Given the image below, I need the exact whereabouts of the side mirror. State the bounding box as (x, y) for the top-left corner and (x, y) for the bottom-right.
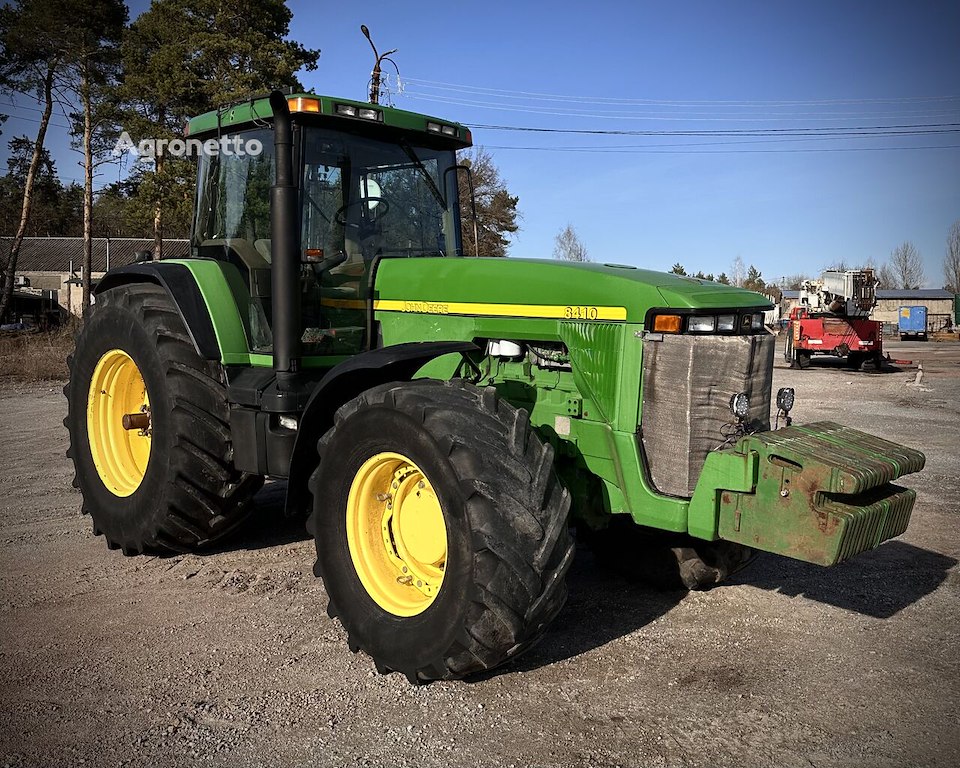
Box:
(133, 250), (152, 263)
(444, 164), (479, 257)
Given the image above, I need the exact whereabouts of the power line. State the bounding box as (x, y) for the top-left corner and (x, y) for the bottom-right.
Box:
(484, 143), (960, 155)
(402, 76), (960, 108)
(470, 122), (960, 137)
(403, 91), (960, 123)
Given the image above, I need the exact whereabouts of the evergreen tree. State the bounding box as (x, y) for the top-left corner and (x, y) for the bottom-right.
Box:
(115, 0), (320, 258)
(457, 147), (519, 257)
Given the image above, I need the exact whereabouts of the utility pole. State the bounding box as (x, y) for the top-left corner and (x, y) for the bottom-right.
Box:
(360, 25), (398, 105)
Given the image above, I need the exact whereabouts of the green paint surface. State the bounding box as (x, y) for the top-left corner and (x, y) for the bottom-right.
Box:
(373, 257), (771, 324)
(164, 259), (249, 363)
(187, 93), (470, 147)
(161, 253), (922, 564)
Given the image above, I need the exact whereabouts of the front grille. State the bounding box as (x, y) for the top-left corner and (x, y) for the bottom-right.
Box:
(640, 332), (775, 497)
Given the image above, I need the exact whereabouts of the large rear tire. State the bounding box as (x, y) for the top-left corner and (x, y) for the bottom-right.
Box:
(64, 284), (262, 554)
(309, 379), (574, 682)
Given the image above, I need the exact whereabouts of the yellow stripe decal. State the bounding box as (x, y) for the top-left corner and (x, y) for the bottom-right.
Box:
(321, 297), (627, 321)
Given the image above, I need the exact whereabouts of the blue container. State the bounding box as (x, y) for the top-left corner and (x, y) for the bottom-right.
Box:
(898, 306), (927, 339)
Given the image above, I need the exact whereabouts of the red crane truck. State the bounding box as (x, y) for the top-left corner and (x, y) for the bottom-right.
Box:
(784, 269), (883, 370)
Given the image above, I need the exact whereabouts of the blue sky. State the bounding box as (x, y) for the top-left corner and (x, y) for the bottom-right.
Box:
(3, 0), (958, 286)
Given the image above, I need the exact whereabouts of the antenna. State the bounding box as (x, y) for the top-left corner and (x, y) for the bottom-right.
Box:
(360, 24), (399, 105)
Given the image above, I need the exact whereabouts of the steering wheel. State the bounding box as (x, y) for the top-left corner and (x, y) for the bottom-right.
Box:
(334, 197), (390, 226)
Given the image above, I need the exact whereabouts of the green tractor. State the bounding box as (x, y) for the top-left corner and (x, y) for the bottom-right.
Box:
(65, 91), (925, 683)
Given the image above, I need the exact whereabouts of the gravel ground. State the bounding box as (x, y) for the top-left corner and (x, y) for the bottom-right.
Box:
(1, 339), (958, 768)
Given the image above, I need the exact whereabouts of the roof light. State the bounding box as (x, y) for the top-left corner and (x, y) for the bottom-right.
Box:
(335, 103), (358, 117)
(751, 312), (764, 330)
(426, 121), (442, 133)
(653, 314), (682, 334)
(288, 96), (320, 113)
(441, 125), (456, 136)
(358, 107), (381, 121)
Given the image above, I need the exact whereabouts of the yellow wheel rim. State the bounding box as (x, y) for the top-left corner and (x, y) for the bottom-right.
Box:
(346, 452), (447, 617)
(86, 349), (152, 497)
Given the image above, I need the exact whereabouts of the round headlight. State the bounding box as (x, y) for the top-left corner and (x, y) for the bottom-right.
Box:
(729, 392), (750, 419)
(777, 387), (795, 412)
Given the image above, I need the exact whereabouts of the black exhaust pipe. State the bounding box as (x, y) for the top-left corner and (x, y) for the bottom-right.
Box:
(269, 91), (300, 391)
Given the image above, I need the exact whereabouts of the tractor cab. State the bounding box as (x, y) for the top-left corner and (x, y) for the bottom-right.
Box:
(188, 94), (470, 356)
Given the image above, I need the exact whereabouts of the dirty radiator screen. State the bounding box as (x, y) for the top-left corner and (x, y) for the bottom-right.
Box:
(640, 333), (775, 497)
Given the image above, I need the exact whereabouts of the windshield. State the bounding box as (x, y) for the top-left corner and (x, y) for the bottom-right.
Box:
(301, 127), (461, 263)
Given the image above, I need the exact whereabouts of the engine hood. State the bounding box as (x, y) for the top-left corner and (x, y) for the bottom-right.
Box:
(373, 257), (771, 323)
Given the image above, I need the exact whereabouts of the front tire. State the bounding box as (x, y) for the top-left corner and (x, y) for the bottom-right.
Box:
(64, 284), (262, 554)
(309, 380), (574, 682)
(587, 519), (756, 590)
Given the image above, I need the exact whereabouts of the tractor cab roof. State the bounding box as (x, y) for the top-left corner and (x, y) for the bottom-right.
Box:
(185, 92), (472, 150)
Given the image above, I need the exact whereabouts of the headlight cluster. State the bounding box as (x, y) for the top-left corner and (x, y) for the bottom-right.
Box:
(651, 311), (766, 335)
(688, 312), (764, 333)
(728, 387), (797, 426)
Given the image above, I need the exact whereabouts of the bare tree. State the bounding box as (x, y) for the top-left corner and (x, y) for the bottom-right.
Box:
(944, 220), (960, 292)
(824, 260), (849, 272)
(875, 262), (897, 289)
(783, 273), (810, 290)
(553, 224), (589, 262)
(889, 241), (925, 289)
(731, 255), (745, 287)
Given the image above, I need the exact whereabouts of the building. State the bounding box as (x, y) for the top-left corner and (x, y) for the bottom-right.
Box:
(874, 289), (955, 332)
(3, 237), (189, 319)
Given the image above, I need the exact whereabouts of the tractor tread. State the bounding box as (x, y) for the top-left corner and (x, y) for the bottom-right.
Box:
(309, 379), (573, 682)
(64, 283), (262, 554)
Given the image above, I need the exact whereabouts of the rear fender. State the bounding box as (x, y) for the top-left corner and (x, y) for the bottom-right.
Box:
(95, 262), (226, 361)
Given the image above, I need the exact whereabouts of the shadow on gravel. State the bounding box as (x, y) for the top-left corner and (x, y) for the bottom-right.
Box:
(205, 480), (312, 554)
(736, 540), (956, 619)
(470, 548), (685, 681)
(802, 359), (903, 374)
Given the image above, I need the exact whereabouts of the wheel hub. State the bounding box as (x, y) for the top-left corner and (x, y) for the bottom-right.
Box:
(346, 452), (447, 616)
(86, 349), (151, 497)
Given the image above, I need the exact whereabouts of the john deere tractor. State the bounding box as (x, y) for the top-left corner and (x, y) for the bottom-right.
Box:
(65, 91), (924, 683)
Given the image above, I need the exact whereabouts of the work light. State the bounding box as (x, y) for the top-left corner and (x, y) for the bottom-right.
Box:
(729, 392), (750, 420)
(777, 387), (795, 413)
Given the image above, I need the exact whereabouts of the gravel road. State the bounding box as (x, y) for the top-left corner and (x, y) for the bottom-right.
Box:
(1, 340), (958, 768)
